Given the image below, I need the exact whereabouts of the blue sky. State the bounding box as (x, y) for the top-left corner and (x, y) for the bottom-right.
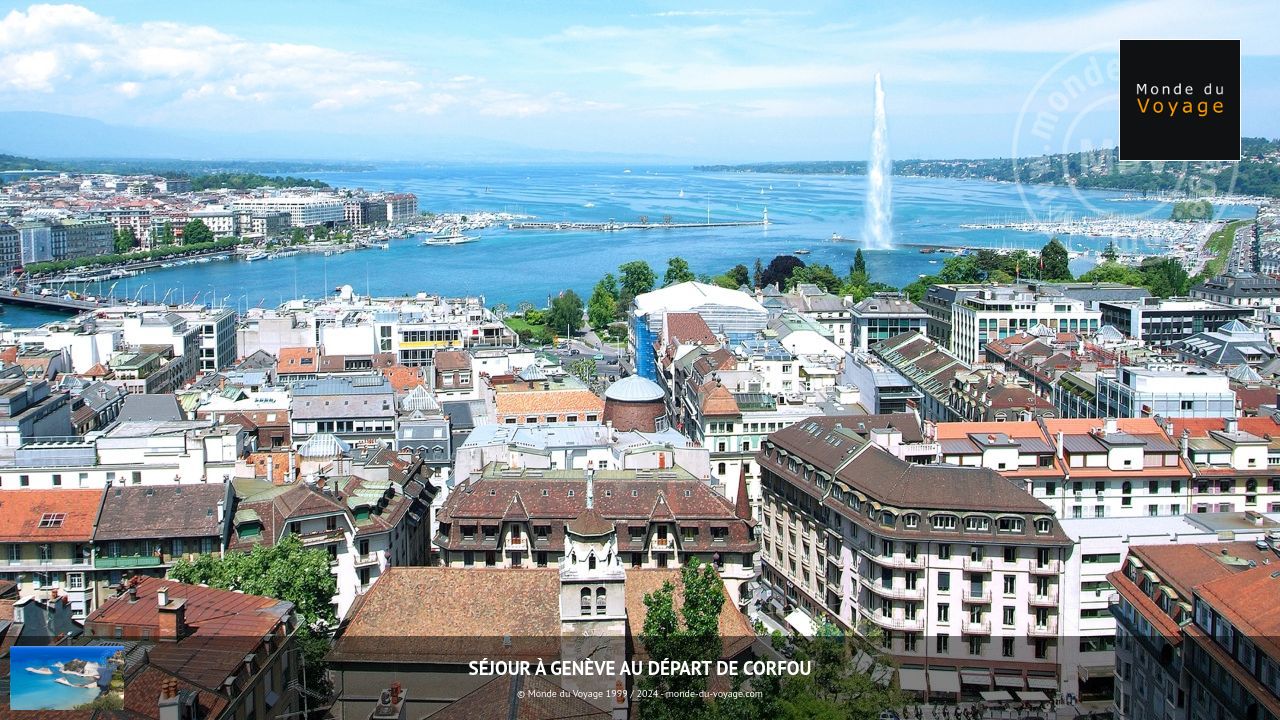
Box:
(0, 1), (1277, 161)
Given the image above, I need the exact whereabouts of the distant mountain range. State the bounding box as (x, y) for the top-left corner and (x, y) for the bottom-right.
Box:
(0, 111), (676, 166)
(696, 138), (1280, 197)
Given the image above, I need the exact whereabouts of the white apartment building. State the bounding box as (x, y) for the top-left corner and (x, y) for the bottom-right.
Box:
(231, 195), (345, 227)
(951, 286), (1101, 364)
(187, 206), (240, 237)
(1094, 365), (1237, 419)
(760, 416), (1072, 700)
(0, 419), (245, 489)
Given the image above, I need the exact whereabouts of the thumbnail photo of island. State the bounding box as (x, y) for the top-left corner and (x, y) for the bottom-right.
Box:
(9, 645), (126, 711)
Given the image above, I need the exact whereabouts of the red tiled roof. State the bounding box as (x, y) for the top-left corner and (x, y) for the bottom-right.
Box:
(0, 489), (101, 542)
(276, 347), (316, 374)
(380, 364), (424, 393)
(1169, 416), (1280, 438)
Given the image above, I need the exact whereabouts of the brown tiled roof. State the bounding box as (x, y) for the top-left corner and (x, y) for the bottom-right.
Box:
(665, 312), (718, 346)
(1170, 416), (1280, 438)
(429, 674), (610, 720)
(330, 567), (756, 665)
(86, 577), (292, 691)
(0, 489), (101, 542)
(124, 665), (230, 720)
(83, 362), (112, 378)
(1129, 542), (1269, 600)
(566, 507), (613, 536)
(698, 381), (739, 416)
(329, 567), (563, 663)
(94, 484), (226, 541)
(434, 349), (472, 371)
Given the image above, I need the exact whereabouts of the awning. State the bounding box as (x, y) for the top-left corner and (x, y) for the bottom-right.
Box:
(928, 668), (961, 694)
(960, 670), (990, 685)
(784, 609), (816, 638)
(1026, 676), (1059, 690)
(1017, 691), (1050, 702)
(980, 690), (1013, 702)
(898, 667), (928, 692)
(994, 674), (1023, 688)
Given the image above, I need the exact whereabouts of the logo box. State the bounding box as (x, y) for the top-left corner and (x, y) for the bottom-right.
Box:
(1119, 39), (1240, 161)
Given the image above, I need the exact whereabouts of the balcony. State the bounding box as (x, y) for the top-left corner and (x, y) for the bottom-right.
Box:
(962, 619), (992, 634)
(860, 548), (924, 569)
(5, 558), (93, 570)
(962, 557), (993, 571)
(868, 613), (924, 631)
(963, 588), (992, 603)
(506, 536), (526, 550)
(1029, 593), (1059, 607)
(96, 555), (164, 569)
(353, 552), (381, 567)
(299, 529), (345, 547)
(651, 537), (675, 552)
(864, 579), (925, 601)
(1029, 560), (1062, 575)
(1028, 618), (1059, 636)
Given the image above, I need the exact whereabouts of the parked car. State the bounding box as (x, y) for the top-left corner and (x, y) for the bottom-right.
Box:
(592, 353), (604, 360)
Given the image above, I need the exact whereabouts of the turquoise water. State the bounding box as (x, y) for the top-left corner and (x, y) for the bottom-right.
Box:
(5, 166), (1255, 327)
(9, 645), (120, 710)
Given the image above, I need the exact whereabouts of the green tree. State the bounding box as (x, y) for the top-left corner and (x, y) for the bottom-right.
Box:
(113, 228), (136, 254)
(759, 255), (806, 289)
(158, 222), (176, 246)
(1102, 240), (1119, 262)
(1039, 238), (1072, 281)
(182, 219), (214, 246)
(789, 263), (842, 293)
(168, 534), (337, 702)
(492, 302), (509, 318)
(1140, 257), (1191, 297)
(664, 256), (696, 286)
(853, 249), (867, 276)
(567, 357), (597, 385)
(768, 623), (908, 720)
(752, 258), (764, 288)
(619, 260), (657, 298)
(313, 225), (330, 241)
(725, 264), (750, 288)
(290, 227), (306, 245)
(637, 559), (724, 720)
(588, 275), (619, 329)
(546, 289), (585, 336)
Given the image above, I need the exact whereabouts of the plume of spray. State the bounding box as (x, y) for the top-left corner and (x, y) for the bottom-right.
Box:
(863, 73), (893, 250)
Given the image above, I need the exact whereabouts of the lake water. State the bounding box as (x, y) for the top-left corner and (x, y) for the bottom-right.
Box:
(8, 644), (121, 710)
(5, 166), (1255, 327)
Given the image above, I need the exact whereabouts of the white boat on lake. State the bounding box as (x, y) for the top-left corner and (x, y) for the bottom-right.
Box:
(424, 230), (479, 246)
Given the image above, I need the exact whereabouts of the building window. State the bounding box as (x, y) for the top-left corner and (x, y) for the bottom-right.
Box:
(1002, 637), (1015, 657)
(580, 588), (592, 616)
(595, 588), (607, 615)
(937, 603), (949, 623)
(936, 635), (949, 654)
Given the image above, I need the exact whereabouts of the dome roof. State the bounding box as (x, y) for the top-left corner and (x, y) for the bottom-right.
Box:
(604, 375), (665, 402)
(566, 507), (615, 537)
(298, 433), (351, 459)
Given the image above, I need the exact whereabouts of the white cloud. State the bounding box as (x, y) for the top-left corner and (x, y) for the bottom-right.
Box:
(0, 3), (604, 128)
(887, 0), (1280, 55)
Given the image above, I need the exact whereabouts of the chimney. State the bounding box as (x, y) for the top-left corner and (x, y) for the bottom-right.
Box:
(1180, 429), (1190, 459)
(585, 463), (595, 509)
(158, 679), (183, 720)
(370, 683), (408, 720)
(128, 586), (138, 603)
(1103, 418), (1118, 435)
(216, 498), (225, 524)
(157, 586), (168, 607)
(1055, 430), (1064, 460)
(1225, 417), (1239, 434)
(158, 594), (187, 642)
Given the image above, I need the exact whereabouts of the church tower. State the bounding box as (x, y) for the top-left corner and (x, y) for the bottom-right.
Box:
(558, 466), (628, 720)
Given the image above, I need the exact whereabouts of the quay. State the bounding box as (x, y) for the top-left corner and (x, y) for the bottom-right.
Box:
(0, 289), (105, 312)
(508, 212), (769, 233)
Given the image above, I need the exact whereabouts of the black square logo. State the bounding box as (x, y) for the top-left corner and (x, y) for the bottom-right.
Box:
(1119, 39), (1240, 161)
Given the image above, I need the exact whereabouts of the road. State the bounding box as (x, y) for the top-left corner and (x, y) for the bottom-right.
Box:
(545, 335), (626, 382)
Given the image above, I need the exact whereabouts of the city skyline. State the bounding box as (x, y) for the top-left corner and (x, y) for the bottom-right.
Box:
(1, 0), (1279, 162)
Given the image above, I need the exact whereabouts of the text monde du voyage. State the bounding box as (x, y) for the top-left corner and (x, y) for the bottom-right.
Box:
(1134, 82), (1228, 118)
